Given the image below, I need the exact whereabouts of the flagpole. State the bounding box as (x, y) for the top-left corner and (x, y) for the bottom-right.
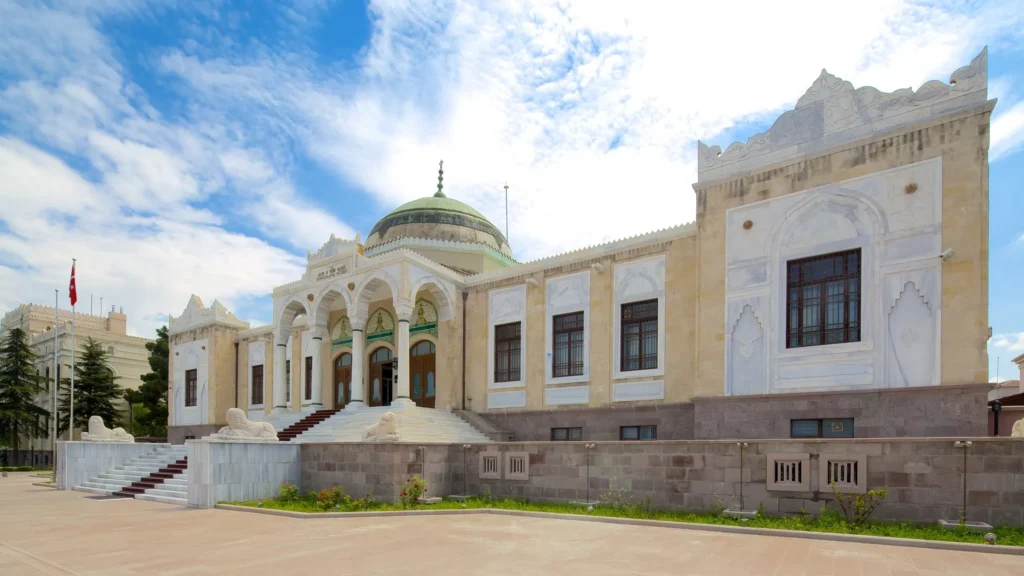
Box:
(51, 289), (58, 482)
(70, 258), (76, 441)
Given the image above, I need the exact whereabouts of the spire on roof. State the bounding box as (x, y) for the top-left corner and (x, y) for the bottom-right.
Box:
(434, 159), (446, 198)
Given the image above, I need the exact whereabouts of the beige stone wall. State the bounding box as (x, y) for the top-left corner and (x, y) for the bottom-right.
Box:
(693, 106), (992, 393)
(209, 326), (241, 427)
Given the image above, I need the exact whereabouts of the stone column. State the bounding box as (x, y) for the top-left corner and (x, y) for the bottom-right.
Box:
(347, 320), (365, 409)
(272, 337), (287, 412)
(392, 308), (413, 407)
(310, 328), (324, 409)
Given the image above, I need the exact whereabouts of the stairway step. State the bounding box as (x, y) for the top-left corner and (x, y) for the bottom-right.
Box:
(135, 493), (187, 506)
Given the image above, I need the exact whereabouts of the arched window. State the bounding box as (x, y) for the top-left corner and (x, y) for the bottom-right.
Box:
(370, 347), (392, 363)
(410, 341), (436, 356)
(336, 353), (352, 367)
(107, 346), (115, 356)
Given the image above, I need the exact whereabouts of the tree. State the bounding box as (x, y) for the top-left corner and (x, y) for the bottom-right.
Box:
(124, 326), (168, 437)
(58, 337), (123, 435)
(0, 328), (49, 463)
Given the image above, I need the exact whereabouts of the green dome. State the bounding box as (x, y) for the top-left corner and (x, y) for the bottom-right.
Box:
(366, 193), (510, 253)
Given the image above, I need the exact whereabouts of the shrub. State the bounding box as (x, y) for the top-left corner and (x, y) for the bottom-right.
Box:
(278, 481), (299, 503)
(0, 466), (35, 472)
(315, 486), (349, 511)
(599, 482), (632, 511)
(831, 483), (888, 527)
(399, 476), (427, 509)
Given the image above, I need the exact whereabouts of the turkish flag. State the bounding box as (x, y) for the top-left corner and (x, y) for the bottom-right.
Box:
(69, 262), (77, 306)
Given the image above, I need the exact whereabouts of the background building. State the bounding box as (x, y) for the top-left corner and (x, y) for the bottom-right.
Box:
(0, 303), (152, 466)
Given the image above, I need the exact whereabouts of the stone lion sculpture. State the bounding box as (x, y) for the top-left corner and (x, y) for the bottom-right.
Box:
(81, 415), (134, 442)
(209, 408), (278, 442)
(1012, 419), (1024, 438)
(363, 411), (400, 442)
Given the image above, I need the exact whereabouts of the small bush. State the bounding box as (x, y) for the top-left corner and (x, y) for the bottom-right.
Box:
(315, 486), (349, 511)
(0, 466), (35, 472)
(399, 476), (427, 509)
(278, 481), (299, 503)
(831, 483), (888, 527)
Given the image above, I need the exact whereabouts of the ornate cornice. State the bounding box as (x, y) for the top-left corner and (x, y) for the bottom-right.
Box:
(698, 48), (989, 183)
(307, 233), (361, 266)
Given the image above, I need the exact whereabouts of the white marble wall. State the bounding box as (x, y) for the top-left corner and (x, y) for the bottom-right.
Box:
(724, 158), (943, 395)
(545, 271), (591, 386)
(612, 254), (666, 381)
(56, 441), (168, 490)
(186, 440), (301, 509)
(172, 338), (209, 426)
(488, 284), (527, 389)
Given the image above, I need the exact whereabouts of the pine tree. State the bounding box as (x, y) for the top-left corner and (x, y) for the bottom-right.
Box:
(58, 337), (123, 435)
(0, 328), (49, 461)
(124, 326), (168, 437)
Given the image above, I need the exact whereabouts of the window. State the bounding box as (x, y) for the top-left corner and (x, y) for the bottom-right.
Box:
(621, 299), (658, 372)
(494, 322), (521, 383)
(185, 369), (197, 407)
(620, 425), (657, 440)
(304, 356), (313, 401)
(786, 249), (861, 348)
(790, 418), (854, 438)
(552, 312), (584, 377)
(107, 346), (115, 356)
(251, 365), (264, 405)
(286, 360), (291, 403)
(44, 367), (49, 392)
(551, 427), (583, 441)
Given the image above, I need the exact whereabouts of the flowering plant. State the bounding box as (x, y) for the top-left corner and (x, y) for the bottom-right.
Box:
(316, 486), (349, 511)
(278, 481), (299, 503)
(399, 476), (427, 509)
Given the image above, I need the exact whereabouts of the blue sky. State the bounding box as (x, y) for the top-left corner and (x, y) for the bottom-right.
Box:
(1, 0), (1023, 383)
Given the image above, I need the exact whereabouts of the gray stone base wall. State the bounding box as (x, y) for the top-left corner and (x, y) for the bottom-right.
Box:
(168, 425), (218, 444)
(691, 384), (990, 439)
(447, 438), (1024, 526)
(477, 403), (696, 441)
(300, 443), (451, 504)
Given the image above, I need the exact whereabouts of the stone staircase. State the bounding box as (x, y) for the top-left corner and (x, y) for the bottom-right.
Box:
(74, 445), (188, 505)
(296, 404), (492, 443)
(277, 408), (342, 441)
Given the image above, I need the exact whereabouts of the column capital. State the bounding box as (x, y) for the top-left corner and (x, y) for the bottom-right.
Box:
(394, 299), (415, 323)
(310, 328), (326, 340)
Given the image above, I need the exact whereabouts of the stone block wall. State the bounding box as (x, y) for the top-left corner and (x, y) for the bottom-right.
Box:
(447, 438), (1024, 526)
(477, 403), (695, 441)
(187, 440), (300, 508)
(692, 384), (989, 439)
(301, 443), (451, 504)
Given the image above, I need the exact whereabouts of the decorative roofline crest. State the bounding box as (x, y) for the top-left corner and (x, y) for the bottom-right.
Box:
(308, 233), (362, 266)
(698, 47), (989, 183)
(169, 295), (249, 335)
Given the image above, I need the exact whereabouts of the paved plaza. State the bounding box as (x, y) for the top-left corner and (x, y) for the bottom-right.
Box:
(1, 473), (1022, 575)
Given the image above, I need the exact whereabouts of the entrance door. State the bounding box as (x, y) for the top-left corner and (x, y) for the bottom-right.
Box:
(409, 341), (436, 408)
(334, 353), (352, 409)
(368, 347), (394, 407)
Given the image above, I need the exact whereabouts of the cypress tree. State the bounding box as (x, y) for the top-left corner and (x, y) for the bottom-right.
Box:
(124, 326), (168, 437)
(0, 328), (49, 462)
(58, 337), (124, 435)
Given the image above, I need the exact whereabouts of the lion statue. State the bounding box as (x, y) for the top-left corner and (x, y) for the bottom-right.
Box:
(208, 408), (278, 442)
(81, 415), (134, 443)
(363, 411), (400, 442)
(1012, 419), (1024, 438)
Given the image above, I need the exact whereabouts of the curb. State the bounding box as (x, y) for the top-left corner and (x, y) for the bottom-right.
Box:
(213, 505), (1023, 556)
(31, 482), (58, 489)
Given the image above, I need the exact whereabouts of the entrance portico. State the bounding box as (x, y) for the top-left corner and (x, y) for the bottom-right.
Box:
(271, 236), (458, 412)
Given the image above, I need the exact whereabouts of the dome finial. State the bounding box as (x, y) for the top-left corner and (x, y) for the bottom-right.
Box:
(434, 159), (446, 198)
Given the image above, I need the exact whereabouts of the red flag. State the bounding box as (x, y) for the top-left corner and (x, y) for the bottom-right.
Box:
(69, 262), (77, 306)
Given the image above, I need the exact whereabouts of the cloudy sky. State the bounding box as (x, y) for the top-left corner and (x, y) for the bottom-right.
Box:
(2, 0), (1024, 382)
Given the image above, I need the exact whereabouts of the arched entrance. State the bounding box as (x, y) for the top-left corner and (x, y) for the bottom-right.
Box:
(368, 347), (394, 407)
(334, 353), (352, 409)
(409, 341), (436, 408)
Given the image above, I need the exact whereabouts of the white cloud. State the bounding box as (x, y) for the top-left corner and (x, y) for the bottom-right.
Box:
(0, 139), (306, 337)
(159, 0), (1024, 260)
(991, 332), (1024, 353)
(992, 100), (1024, 161)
